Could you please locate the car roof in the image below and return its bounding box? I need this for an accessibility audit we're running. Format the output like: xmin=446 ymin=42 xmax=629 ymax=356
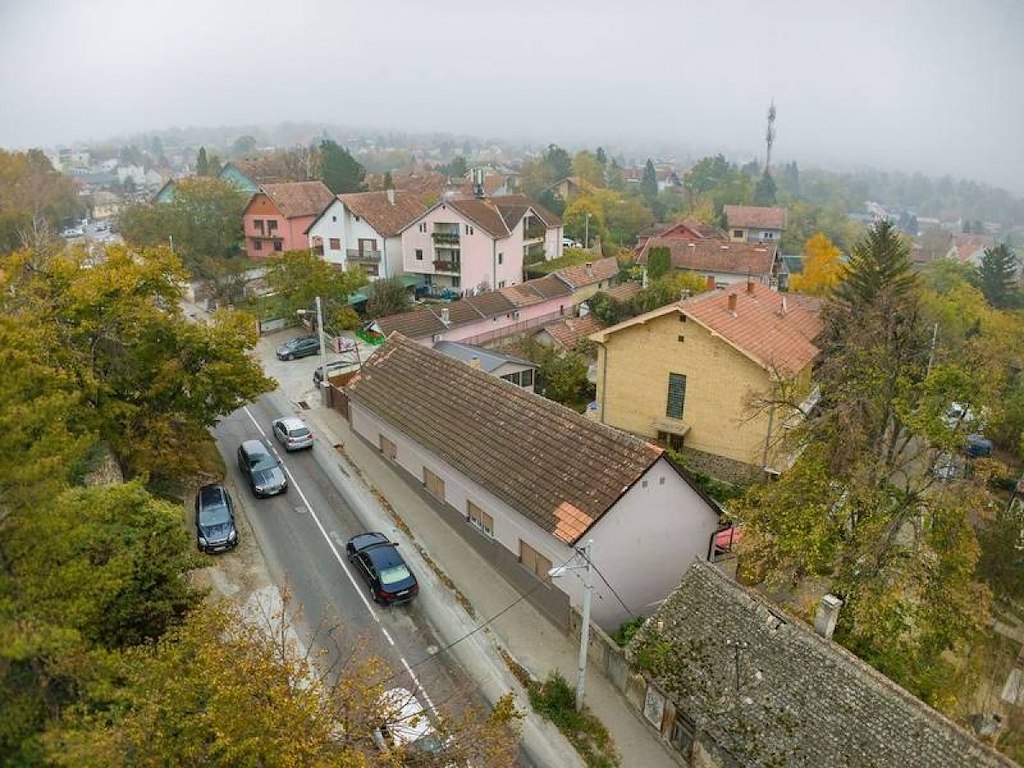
xmin=198 ymin=483 xmax=229 ymax=507
xmin=350 ymin=532 xmax=399 ymax=559
xmin=379 ymin=688 xmax=433 ymax=744
xmin=275 ymin=416 xmax=308 ymax=431
xmin=240 ymin=438 xmax=269 ymax=454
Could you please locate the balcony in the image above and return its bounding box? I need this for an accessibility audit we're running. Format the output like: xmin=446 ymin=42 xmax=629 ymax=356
xmin=524 ymin=223 xmax=546 ymax=241
xmin=432 ymin=231 xmax=461 ymax=246
xmin=433 ymin=259 xmax=461 ymax=274
xmin=346 ymin=249 xmax=381 ymax=262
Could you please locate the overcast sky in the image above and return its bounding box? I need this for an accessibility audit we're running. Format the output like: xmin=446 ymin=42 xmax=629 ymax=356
xmin=1 ymin=0 xmax=1022 ymax=191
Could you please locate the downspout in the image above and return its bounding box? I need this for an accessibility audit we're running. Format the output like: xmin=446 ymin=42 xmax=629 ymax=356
xmin=597 ymin=343 xmax=607 ymax=421
xmin=382 ymin=237 xmax=388 ymax=279
xmin=761 ymin=402 xmax=776 ymax=472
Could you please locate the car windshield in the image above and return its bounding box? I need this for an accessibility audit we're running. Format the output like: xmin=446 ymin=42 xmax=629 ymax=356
xmin=411 ymin=734 xmax=445 ymax=753
xmin=289 ymin=427 xmax=310 ymax=437
xmin=250 ymin=451 xmax=277 ymax=471
xmin=199 ymin=504 xmax=231 ymax=527
xmin=379 ymin=563 xmax=413 ymax=585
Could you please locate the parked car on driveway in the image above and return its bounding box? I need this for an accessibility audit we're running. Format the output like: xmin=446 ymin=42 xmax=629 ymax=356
xmin=313 ymin=360 xmax=358 ymax=387
xmin=346 ymin=532 xmax=419 ymax=604
xmin=272 ymin=416 xmax=313 ymax=451
xmin=276 ymin=335 xmax=321 ymax=360
xmin=194 ymin=483 xmax=239 ymax=553
xmin=237 ymin=439 xmax=288 ymax=497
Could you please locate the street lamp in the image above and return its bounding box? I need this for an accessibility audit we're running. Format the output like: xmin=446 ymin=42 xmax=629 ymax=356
xmin=548 ymin=539 xmax=594 ymax=712
xmin=297 ymin=295 xmax=329 ymax=406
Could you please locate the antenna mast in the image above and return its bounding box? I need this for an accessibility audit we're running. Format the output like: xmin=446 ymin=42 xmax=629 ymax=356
xmin=765 ymin=101 xmax=777 ymax=173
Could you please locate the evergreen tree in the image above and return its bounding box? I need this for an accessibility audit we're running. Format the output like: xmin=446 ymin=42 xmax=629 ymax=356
xmin=753 ymin=172 xmax=778 ymax=206
xmin=544 ymin=144 xmax=572 ymax=180
xmin=195 ymin=146 xmax=209 ymax=176
xmin=647 ymin=246 xmax=671 ymax=280
xmin=978 ymin=243 xmax=1020 ymax=309
xmin=447 ymin=155 xmax=468 ymax=178
xmin=640 ymin=159 xmax=658 ymax=202
xmin=319 ymin=140 xmax=366 ymax=194
xmin=383 ymin=171 xmax=394 ymax=190
xmin=595 ymin=146 xmax=607 ymax=165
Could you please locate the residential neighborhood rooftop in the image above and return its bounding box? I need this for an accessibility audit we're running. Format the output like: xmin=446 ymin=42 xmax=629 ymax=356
xmin=259 ymin=181 xmax=335 ymax=219
xmin=432 ymin=340 xmax=534 ymax=374
xmin=634 ymin=560 xmax=1016 ymax=768
xmin=437 ymin=194 xmax=562 ymax=238
xmin=554 ymin=256 xmax=620 ymax=289
xmin=724 ymin=204 xmax=788 ymax=230
xmin=637 ymin=237 xmax=778 ymax=276
xmin=346 ymin=333 xmax=665 ymax=544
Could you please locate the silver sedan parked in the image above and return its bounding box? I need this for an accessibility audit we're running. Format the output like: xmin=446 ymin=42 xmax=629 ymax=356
xmin=272 ymin=416 xmax=314 ymax=451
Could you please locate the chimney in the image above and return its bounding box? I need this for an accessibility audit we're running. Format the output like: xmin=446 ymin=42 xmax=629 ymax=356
xmin=469 ymin=356 xmax=480 ymax=369
xmin=727 ymin=293 xmax=738 ymax=313
xmin=585 ymin=261 xmax=593 ymax=277
xmin=705 ymin=275 xmax=716 ymax=291
xmin=473 ymin=167 xmax=485 ymax=197
xmin=386 ymin=188 xmax=395 ymax=205
xmin=814 ymin=595 xmax=843 ymax=640
xmin=746 ymin=277 xmax=755 ymax=294
xmin=679 ymin=289 xmax=691 ymax=302
xmin=780 ymin=296 xmax=788 ymax=315
xmin=440 ymin=307 xmax=450 ymax=325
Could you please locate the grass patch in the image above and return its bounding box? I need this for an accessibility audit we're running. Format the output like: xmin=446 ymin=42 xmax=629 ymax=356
xmin=526 ymin=671 xmax=620 ymax=768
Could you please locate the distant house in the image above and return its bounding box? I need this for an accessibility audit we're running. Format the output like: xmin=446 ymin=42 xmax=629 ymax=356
xmin=591 ymin=282 xmax=821 ymax=480
xmin=637 ymin=237 xmax=783 ymax=289
xmin=91 ymin=190 xmax=122 ymax=220
xmin=547 ymin=176 xmax=600 ymax=200
xmin=724 ymin=205 xmax=787 ymax=243
xmin=345 ymin=334 xmax=721 ymax=630
xmin=947 ymin=233 xmax=994 ymax=267
xmin=432 ymin=340 xmax=537 ymax=391
xmin=306 ymin=189 xmax=425 ymax=280
xmin=399 ymin=194 xmax=563 ymax=297
xmin=550 ymin=256 xmax=620 ymax=305
xmin=535 ymin=313 xmax=605 ymax=352
xmin=628 ymin=560 xmax=1015 ymax=768
xmin=153 ymin=161 xmax=260 ymax=204
xmin=242 ymin=181 xmax=335 ymax=259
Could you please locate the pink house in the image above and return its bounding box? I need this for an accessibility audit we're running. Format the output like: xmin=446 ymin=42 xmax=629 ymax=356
xmin=242 ymin=181 xmax=335 ymax=260
xmin=399 ymin=194 xmax=562 ymax=297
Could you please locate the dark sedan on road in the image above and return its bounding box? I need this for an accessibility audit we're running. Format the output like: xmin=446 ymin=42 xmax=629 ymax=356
xmin=276 ymin=335 xmax=321 ymax=360
xmin=195 ymin=483 xmax=239 ymax=553
xmin=346 ymin=532 xmax=419 ymax=604
xmin=237 ymin=439 xmax=288 ymax=497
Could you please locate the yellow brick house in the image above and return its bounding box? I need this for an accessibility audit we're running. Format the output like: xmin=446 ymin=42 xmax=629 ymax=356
xmin=590 ymin=282 xmax=822 ymax=480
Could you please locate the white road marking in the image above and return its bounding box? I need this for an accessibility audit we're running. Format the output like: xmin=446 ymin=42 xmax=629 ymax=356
xmin=381 ymin=628 xmax=396 ymax=647
xmin=401 ymin=656 xmax=438 ymax=716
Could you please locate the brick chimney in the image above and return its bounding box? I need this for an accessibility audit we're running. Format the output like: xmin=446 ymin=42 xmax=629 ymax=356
xmin=585 ymin=261 xmax=593 ymax=277
xmin=727 ymin=293 xmax=738 ymax=313
xmin=469 ymin=356 xmax=480 ymax=369
xmin=705 ymin=275 xmax=716 ymax=291
xmin=386 ymin=188 xmax=395 ymax=205
xmin=814 ymin=595 xmax=843 ymax=640
xmin=746 ymin=277 xmax=755 ymax=294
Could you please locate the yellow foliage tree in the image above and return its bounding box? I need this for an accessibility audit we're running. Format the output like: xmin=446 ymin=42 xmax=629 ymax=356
xmin=790 ymin=232 xmax=842 ymax=296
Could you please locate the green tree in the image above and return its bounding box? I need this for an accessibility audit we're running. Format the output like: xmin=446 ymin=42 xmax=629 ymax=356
xmin=365 ymin=275 xmax=411 ymax=318
xmin=382 ymin=170 xmax=394 ymax=189
xmin=545 ymin=144 xmax=572 ymax=180
xmin=647 ymin=245 xmax=671 ymax=280
xmin=753 ymin=172 xmax=777 ymax=206
xmin=572 ymin=151 xmax=605 ymax=188
xmin=231 ymin=134 xmax=258 ymax=157
xmin=587 ymin=290 xmax=626 ymax=327
xmin=978 ymin=243 xmax=1020 ymax=309
xmin=631 ymin=271 xmax=710 ymax=314
xmin=319 ymin=140 xmax=366 ymax=194
xmin=640 ymin=159 xmax=658 ymax=202
xmin=539 ymin=351 xmax=591 ymax=409
xmin=264 ymin=249 xmax=368 ymax=330
xmin=447 ymin=155 xmax=468 ymax=178
xmin=606 ymin=159 xmax=626 ymax=192
xmin=595 ymin=146 xmax=607 ymax=165
xmin=196 ymin=146 xmax=210 ymax=176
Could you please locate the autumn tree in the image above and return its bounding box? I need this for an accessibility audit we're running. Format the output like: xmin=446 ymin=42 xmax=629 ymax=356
xmin=562 ymin=196 xmax=606 ymax=246
xmin=789 ymin=232 xmax=842 ymax=296
xmin=572 ymin=151 xmax=605 ymax=188
xmin=647 ymin=246 xmax=671 ymax=280
xmin=0 ymin=148 xmax=84 ymax=253
xmin=365 ymin=275 xmax=412 ymax=318
xmin=264 ymin=249 xmax=368 ymax=330
xmin=320 ymin=140 xmax=366 ymax=194
xmin=978 ymin=242 xmax=1021 ymax=309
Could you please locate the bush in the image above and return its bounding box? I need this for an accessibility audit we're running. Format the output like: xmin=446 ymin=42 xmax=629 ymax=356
xmin=612 ymin=615 xmax=646 ymax=647
xmin=526 ymin=672 xmax=620 ymax=768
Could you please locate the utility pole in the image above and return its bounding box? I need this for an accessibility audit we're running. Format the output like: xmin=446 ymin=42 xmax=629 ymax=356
xmin=584 ymin=212 xmax=591 ymax=251
xmin=765 ymin=101 xmax=777 ymax=174
xmin=575 ymin=539 xmax=594 ymax=712
xmin=315 ymin=295 xmax=329 ymax=406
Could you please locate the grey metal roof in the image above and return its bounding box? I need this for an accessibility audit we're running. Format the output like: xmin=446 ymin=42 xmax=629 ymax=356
xmin=432 ymin=341 xmax=534 ymax=374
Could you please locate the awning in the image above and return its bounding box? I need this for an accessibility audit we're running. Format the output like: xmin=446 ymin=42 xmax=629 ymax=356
xmin=651 ymin=416 xmax=691 ymax=437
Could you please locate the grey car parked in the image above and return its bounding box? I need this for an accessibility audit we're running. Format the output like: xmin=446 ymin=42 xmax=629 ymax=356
xmin=237 ymin=439 xmax=288 ymax=497
xmin=276 ymin=335 xmax=321 ymax=360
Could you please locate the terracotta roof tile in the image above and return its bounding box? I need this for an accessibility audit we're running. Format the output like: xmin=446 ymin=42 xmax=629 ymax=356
xmin=638 ymin=238 xmax=778 ymax=277
xmin=347 ymin=334 xmax=663 ymax=541
xmin=260 ymin=181 xmax=335 ymax=219
xmin=540 ymin=314 xmax=605 ymax=351
xmin=445 ymin=194 xmax=562 ymax=238
xmin=466 ymin=290 xmax=516 ymax=316
xmin=605 ymin=281 xmax=642 ymax=302
xmin=723 ymin=205 xmax=788 ymax=230
xmin=555 ymin=256 xmax=620 ymax=289
xmin=337 ymin=191 xmax=426 ymax=237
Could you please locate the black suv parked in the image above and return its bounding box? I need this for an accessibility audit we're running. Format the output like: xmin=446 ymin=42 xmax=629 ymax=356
xmin=195 ymin=484 xmax=239 ymax=553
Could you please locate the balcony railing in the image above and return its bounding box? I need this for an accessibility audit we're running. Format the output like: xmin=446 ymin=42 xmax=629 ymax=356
xmin=433 ymin=259 xmax=461 ymax=273
xmin=432 ymin=231 xmax=461 ymax=245
xmin=346 ymin=249 xmax=381 ymax=262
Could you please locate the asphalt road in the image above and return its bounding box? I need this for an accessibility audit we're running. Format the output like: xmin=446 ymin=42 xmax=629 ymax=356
xmin=213 ymin=390 xmax=472 ymax=732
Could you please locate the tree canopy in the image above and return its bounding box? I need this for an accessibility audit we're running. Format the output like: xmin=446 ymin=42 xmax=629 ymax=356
xmin=319 ymin=140 xmax=366 ymax=194
xmin=264 ymin=249 xmax=368 ymax=330
xmin=978 ymin=242 xmax=1021 ymax=309
xmin=0 ymin=149 xmax=84 ymax=254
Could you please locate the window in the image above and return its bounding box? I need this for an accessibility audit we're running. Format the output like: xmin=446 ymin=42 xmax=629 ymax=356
xmin=677 ymin=335 xmax=685 ymax=343
xmin=521 ymin=369 xmax=534 ymax=388
xmin=267 ymin=220 xmax=278 ymax=233
xmin=498 ymin=280 xmax=506 ymax=288
xmin=452 ymin=277 xmax=460 ymax=288
xmin=519 ymin=540 xmax=552 ymax=581
xmin=254 ymin=219 xmax=265 ymax=235
xmin=732 ymin=229 xmax=743 ymax=238
xmin=379 ymin=434 xmax=397 ymax=460
xmin=424 ymin=467 xmax=445 ymax=501
xmin=273 ymin=241 xmax=282 ymax=252
xmin=253 ymin=239 xmax=262 ymax=251
xmin=331 ymin=215 xmax=337 ymax=222
xmin=666 ymin=373 xmax=687 ymax=420
xmin=467 ymin=501 xmax=493 ymax=536
xmin=415 ymin=248 xmax=423 ymax=260
xmin=464 ymin=224 xmax=470 ymax=235
xmin=365 ymin=264 xmax=379 ymax=276
xmin=669 ymin=714 xmax=695 ymax=756
xmin=329 ymin=238 xmax=341 ymax=250
xmin=419 ymin=222 xmax=427 ymax=233
xmin=355 ymin=215 xmax=361 ymax=222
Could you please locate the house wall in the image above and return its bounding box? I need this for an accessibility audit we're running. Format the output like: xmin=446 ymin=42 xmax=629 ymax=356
xmin=586 ymin=457 xmax=718 ymax=628
xmin=432 ymin=299 xmax=569 ymax=346
xmin=308 ymin=200 xmax=348 ymax=266
xmin=243 ymin=194 xmax=282 ymax=260
xmin=595 ymin=311 xmax=777 ymax=468
xmin=543 ymin=224 xmax=563 ymax=260
xmin=283 ymin=214 xmax=315 ymax=253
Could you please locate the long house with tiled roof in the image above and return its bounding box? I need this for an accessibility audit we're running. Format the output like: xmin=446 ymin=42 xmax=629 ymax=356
xmin=399 ymin=194 xmax=563 ymax=297
xmin=242 ymin=180 xmax=335 ymax=259
xmin=724 ymin=204 xmax=787 ymax=243
xmin=637 ymin=237 xmax=784 ymax=289
xmin=344 ymin=333 xmax=721 ymax=630
xmin=591 ymin=281 xmax=822 ymax=480
xmin=306 ymin=189 xmax=426 ymax=280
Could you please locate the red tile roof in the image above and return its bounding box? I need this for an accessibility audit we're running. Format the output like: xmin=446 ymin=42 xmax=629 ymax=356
xmin=346 ymin=333 xmax=664 ymax=543
xmin=724 ymin=205 xmax=788 ymax=231
xmin=554 ymin=256 xmax=620 ymax=289
xmin=442 ymin=194 xmax=562 ymax=238
xmin=539 ymin=313 xmax=605 ymax=350
xmin=638 ymin=238 xmax=778 ymax=278
xmin=605 ymin=281 xmax=642 ymax=302
xmin=337 ymin=190 xmax=426 ymax=237
xmin=260 ymin=181 xmax=335 ymax=219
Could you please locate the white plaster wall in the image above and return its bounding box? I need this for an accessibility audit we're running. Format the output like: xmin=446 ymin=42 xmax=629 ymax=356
xmin=308 ymin=200 xmax=348 ymax=266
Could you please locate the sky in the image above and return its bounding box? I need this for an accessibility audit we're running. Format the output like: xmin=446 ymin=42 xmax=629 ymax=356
xmin=1 ymin=0 xmax=1022 ymax=192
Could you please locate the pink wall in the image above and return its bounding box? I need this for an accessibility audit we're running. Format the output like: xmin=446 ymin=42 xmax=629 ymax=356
xmin=243 ymin=193 xmax=315 ymax=259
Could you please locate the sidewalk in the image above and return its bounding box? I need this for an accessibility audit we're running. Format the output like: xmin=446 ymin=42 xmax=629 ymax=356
xmin=301 ymin=402 xmax=683 ymax=768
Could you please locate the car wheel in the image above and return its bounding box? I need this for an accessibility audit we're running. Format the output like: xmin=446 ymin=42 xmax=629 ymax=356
xmin=369 ymin=583 xmax=379 ymax=604
xmin=286 ymin=352 xmax=294 ymax=361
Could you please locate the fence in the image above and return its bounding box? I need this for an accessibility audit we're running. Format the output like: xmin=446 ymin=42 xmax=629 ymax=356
xmin=456 ymin=308 xmax=568 ymax=347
